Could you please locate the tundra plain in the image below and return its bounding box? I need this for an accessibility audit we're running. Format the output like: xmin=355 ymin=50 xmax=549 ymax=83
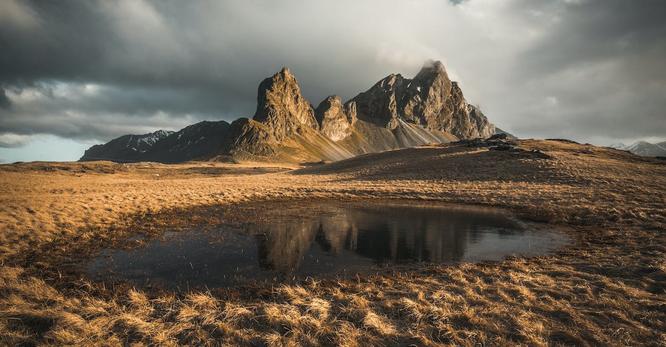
xmin=1 ymin=139 xmax=665 ymax=346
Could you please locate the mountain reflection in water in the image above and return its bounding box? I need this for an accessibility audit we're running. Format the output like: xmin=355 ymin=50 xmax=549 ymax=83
xmin=87 ymin=203 xmax=566 ymax=289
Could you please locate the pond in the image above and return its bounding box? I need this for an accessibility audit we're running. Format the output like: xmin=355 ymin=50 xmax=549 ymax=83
xmin=86 ymin=202 xmax=568 ymax=289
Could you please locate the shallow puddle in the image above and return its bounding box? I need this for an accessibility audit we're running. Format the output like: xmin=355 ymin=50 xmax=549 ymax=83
xmin=87 ymin=202 xmax=568 ymax=289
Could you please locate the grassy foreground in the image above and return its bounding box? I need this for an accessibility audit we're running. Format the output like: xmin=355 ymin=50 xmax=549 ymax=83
xmin=0 ymin=140 xmax=665 ymax=346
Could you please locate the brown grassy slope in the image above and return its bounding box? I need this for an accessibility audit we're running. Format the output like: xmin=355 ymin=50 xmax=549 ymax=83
xmin=0 ymin=140 xmax=665 ymax=346
xmin=297 ymin=140 xmax=665 ymax=229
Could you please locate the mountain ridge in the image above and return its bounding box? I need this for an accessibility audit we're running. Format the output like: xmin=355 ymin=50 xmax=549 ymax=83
xmin=80 ymin=60 xmax=495 ymax=163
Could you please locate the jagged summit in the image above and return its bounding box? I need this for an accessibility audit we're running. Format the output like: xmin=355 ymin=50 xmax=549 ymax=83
xmin=81 ymin=60 xmax=497 ymax=163
xmin=253 ymin=67 xmax=319 ymax=141
xmin=412 ymin=60 xmax=450 ymax=90
xmin=416 ymin=59 xmax=447 ymax=76
xmin=350 ymin=59 xmax=494 ymax=139
xmin=279 ymin=66 xmax=291 ymax=75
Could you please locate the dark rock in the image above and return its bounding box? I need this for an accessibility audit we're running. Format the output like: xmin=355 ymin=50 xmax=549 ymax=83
xmin=546 ymin=138 xmax=580 ymax=144
xmin=487 ymin=133 xmax=509 ymax=140
xmin=494 ymin=127 xmax=517 ymax=140
xmin=489 ymin=143 xmax=515 ymax=151
xmin=530 ymin=149 xmax=552 ymax=159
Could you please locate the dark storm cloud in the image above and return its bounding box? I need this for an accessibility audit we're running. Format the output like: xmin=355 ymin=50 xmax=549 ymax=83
xmin=0 ymin=89 xmax=10 ymax=109
xmin=0 ymin=82 xmax=247 ymax=140
xmin=500 ymin=0 xmax=666 ymax=141
xmin=517 ymin=0 xmax=666 ymax=76
xmin=0 ymin=0 xmax=664 ymax=149
xmin=0 ymin=0 xmax=259 ymax=116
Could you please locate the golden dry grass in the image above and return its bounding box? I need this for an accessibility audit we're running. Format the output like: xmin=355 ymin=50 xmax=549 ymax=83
xmin=0 ymin=140 xmax=665 ymax=346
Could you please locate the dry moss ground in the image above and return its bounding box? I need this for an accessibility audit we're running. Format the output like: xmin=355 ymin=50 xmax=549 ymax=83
xmin=0 ymin=140 xmax=665 ymax=346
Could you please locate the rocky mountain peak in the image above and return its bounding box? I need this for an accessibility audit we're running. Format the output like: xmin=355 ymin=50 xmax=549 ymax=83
xmin=351 ymin=59 xmax=494 ymax=139
xmin=351 ymin=73 xmax=407 ymax=127
xmin=412 ymin=60 xmax=451 ymax=92
xmin=253 ymin=67 xmax=319 ymax=141
xmin=279 ymin=66 xmax=292 ymax=75
xmin=315 ymin=95 xmax=342 ymax=115
xmin=415 ymin=60 xmax=447 ymax=78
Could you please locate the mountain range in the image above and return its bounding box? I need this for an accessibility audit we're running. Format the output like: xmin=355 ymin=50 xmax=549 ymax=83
xmin=80 ymin=60 xmax=495 ymax=163
xmin=611 ymin=141 xmax=666 ymax=157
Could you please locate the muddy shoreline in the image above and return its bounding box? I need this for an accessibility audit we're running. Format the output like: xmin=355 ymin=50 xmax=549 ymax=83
xmin=12 ymin=198 xmax=576 ymax=296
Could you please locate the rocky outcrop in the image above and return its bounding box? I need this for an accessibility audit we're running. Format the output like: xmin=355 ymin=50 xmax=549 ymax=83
xmin=493 ymin=127 xmax=517 ymax=140
xmin=230 ymin=68 xmax=355 ymax=162
xmin=81 ymin=60 xmax=498 ymax=164
xmin=252 ymin=68 xmax=319 ymax=141
xmin=314 ymin=96 xmax=356 ymax=141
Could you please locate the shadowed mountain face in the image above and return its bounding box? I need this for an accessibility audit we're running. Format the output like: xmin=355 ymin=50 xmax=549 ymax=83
xmin=80 ymin=130 xmax=174 ymax=162
xmin=80 ymin=60 xmax=495 ymax=163
xmin=81 ymin=122 xmax=230 ymax=163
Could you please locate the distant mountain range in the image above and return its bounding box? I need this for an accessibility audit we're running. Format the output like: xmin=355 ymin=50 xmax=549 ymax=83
xmin=81 ymin=60 xmax=496 ymax=163
xmin=610 ymin=141 xmax=666 ymax=157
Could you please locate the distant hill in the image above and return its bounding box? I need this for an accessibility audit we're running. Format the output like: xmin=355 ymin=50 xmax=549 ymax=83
xmin=139 ymin=121 xmax=232 ymax=163
xmin=80 ymin=60 xmax=496 ymax=163
xmin=80 ymin=130 xmax=173 ymax=162
xmin=612 ymin=141 xmax=666 ymax=157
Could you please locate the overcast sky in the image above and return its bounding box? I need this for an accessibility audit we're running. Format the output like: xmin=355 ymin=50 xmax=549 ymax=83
xmin=1 ymin=0 xmax=665 ymax=162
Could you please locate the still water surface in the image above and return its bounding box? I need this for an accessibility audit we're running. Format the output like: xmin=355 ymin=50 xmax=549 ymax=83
xmin=87 ymin=203 xmax=567 ymax=289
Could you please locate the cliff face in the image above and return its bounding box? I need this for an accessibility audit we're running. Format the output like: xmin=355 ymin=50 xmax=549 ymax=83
xmin=314 ymin=96 xmax=356 ymax=141
xmin=81 ymin=60 xmax=496 ymax=164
